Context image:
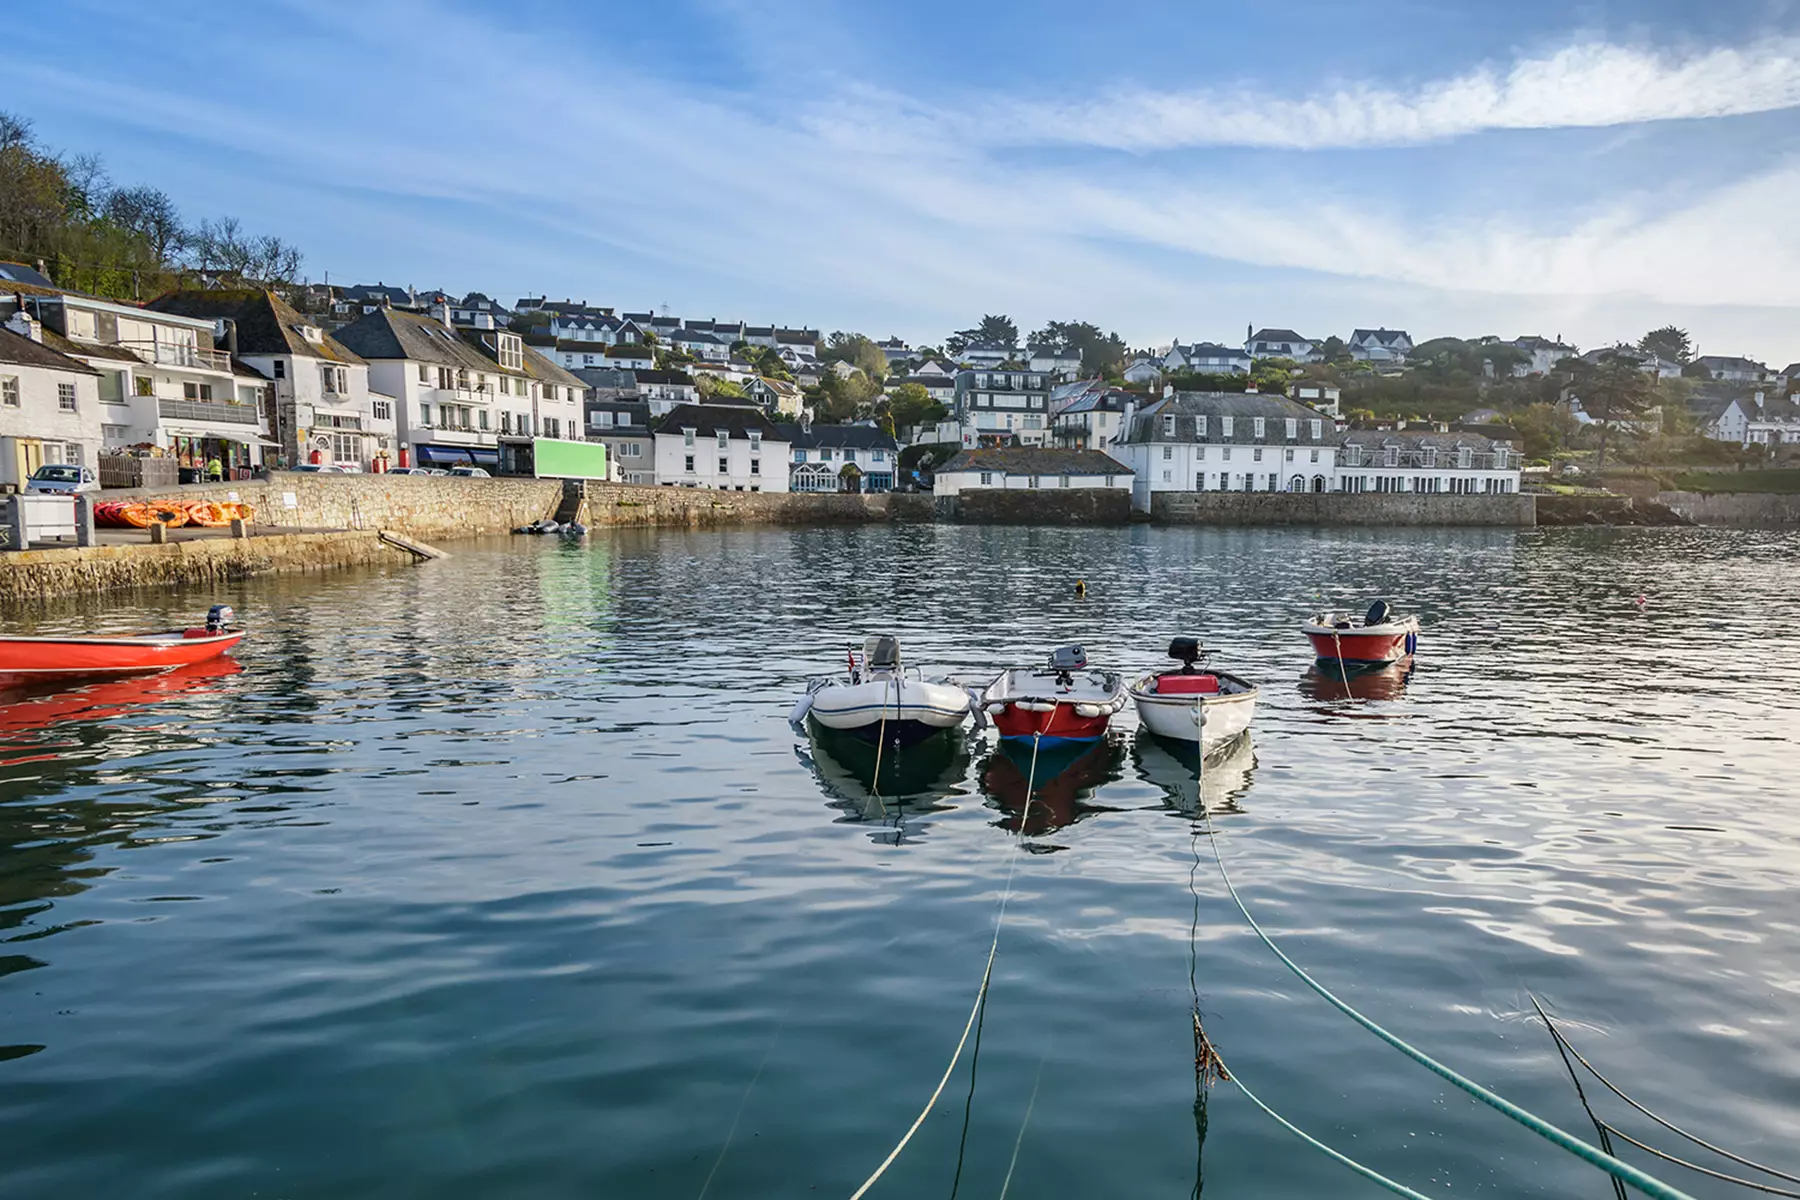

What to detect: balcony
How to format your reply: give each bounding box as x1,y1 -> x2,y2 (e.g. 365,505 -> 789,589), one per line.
157,398 -> 260,426
120,341 -> 233,372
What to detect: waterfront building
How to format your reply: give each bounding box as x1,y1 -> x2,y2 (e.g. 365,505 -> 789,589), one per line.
1244,327 -> 1319,362
587,399 -> 656,484
653,403 -> 790,491
333,309 -> 586,470
775,421 -> 899,492
953,366 -> 1052,447
0,266 -> 272,477
1336,429 -> 1522,494
1347,328 -> 1414,363
931,447 -> 1133,497
1113,391 -> 1338,510
146,289 -> 395,471
0,312 -> 104,488
1049,382 -> 1135,450
1163,342 -> 1251,374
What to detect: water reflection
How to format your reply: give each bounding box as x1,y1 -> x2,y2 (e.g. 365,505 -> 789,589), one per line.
795,724 -> 970,843
1132,731 -> 1258,818
1297,661 -> 1414,707
0,659 -> 244,740
978,735 -> 1126,837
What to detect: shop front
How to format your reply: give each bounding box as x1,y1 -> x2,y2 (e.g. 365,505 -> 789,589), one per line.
164,428 -> 269,482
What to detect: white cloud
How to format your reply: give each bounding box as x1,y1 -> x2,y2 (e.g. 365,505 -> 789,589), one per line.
949,39 -> 1800,151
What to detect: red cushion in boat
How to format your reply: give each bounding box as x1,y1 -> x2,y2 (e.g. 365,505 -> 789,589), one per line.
1156,673 -> 1219,695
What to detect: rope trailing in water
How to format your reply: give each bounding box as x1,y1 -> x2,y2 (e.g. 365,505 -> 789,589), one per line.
1598,1122 -> 1800,1197
1536,998 -> 1800,1190
865,673 -> 892,821
1197,817 -> 1699,1200
1532,995 -> 1626,1200
846,731 -> 1044,1200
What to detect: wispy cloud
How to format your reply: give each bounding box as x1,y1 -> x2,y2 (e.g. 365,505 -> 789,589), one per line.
812,38 -> 1800,152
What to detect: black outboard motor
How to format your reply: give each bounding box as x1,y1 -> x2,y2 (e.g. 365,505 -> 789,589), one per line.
1364,599 -> 1393,628
1167,637 -> 1204,673
866,635 -> 901,673
205,604 -> 235,633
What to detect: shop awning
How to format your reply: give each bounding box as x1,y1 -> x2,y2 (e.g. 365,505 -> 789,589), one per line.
163,427 -> 271,443
416,443 -> 499,467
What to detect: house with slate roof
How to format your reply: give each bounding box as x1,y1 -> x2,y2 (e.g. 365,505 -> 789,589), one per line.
1244,327 -> 1318,362
1690,355 -> 1772,385
1027,343 -> 1082,381
1337,428 -> 1522,494
931,447 -> 1132,498
954,366 -> 1052,447
0,310 -> 104,488
652,403 -> 789,491
586,398 -> 656,484
1164,341 -> 1251,374
1507,336 -> 1578,375
775,420 -> 900,492
1348,328 -> 1413,363
147,289 -> 395,471
1048,381 -> 1137,450
742,375 -> 804,417
1114,391 -> 1338,509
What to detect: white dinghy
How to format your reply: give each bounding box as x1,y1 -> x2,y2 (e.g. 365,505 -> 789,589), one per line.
790,636 -> 972,747
1128,638 -> 1258,754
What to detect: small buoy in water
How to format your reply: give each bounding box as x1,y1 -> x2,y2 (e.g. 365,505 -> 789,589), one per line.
1635,594 -> 1648,609
1075,579 -> 1087,598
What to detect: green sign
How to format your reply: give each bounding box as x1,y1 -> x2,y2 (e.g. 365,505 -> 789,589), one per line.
531,438 -> 608,480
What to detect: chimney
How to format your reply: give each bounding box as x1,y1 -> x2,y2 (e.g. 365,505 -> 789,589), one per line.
1755,390 -> 1766,410
1120,399 -> 1136,442
435,299 -> 453,328
1245,381 -> 1258,393
5,308 -> 41,343
215,317 -> 238,355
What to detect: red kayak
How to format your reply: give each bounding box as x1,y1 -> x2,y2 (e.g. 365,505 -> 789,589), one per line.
0,605 -> 245,689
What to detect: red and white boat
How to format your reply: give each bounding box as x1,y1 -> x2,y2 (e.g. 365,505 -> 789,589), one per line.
0,605 -> 245,689
1302,600 -> 1419,669
1128,638 -> 1258,753
980,646 -> 1127,746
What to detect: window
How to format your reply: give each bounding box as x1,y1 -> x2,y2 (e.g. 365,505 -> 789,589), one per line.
272,360 -> 286,379
546,386 -> 558,402
717,430 -> 729,450
478,409 -> 490,431
1196,415 -> 1207,436
58,382 -> 77,411
685,454 -> 695,472
1029,475 -> 1040,489
1221,416 -> 1233,437
321,365 -> 346,394
1059,474 -> 1069,488
1222,447 -> 1232,461
594,412 -> 613,428
437,367 -> 453,389
420,402 -> 432,425
1162,470 -> 1172,482
455,368 -> 469,389
1195,446 -> 1206,460
872,449 -> 885,462
1421,447 -> 1437,468
0,376 -> 16,406
793,449 -> 806,462
1253,417 -> 1265,438
1194,471 -> 1205,490
182,382 -> 214,401
749,431 -> 761,450
718,456 -> 729,473
419,364 -> 430,383
1253,448 -> 1263,462
1310,419 -> 1322,439
750,459 -> 760,475
501,411 -> 513,434
498,334 -> 524,371
1384,446 -> 1399,467
135,375 -> 154,397
1105,475 -> 1115,487
1162,446 -> 1173,460
1162,414 -> 1175,436
1284,448 -> 1294,461
684,428 -> 696,447
979,471 -> 993,485
623,444 -> 642,458
1310,449 -> 1319,462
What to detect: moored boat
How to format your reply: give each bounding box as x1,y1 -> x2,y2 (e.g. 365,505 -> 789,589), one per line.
791,635 -> 971,747
980,646 -> 1126,746
1302,600 -> 1419,669
1128,638 -> 1257,752
0,605 -> 245,689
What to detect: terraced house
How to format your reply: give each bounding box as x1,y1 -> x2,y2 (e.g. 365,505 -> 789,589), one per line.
1113,391 -> 1338,510
1336,429 -> 1521,494
953,366 -> 1052,447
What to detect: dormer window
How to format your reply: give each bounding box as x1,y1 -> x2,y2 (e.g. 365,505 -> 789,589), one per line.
717,430 -> 729,450
1162,414 -> 1175,436
1285,418 -> 1297,440
1253,417 -> 1266,439
497,333 -> 523,370
1196,415 -> 1207,437
1310,419 -> 1322,439
683,428 -> 696,447
1221,416 -> 1234,437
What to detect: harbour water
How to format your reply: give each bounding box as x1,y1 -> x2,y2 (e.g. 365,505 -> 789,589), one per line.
2,525 -> 1797,1198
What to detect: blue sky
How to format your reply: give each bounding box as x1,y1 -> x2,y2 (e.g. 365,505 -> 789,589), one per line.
5,0 -> 1800,362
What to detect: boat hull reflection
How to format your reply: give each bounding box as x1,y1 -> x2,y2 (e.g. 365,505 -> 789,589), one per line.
979,735 -> 1125,836
1132,730 -> 1257,818
797,723 -> 971,835
1299,661 -> 1414,705
0,657 -> 245,737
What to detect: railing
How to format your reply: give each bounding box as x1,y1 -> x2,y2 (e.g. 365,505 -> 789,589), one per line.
157,399 -> 260,426
118,341 -> 233,372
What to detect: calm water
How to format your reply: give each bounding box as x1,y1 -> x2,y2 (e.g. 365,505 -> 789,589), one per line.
2,525 -> 1797,1199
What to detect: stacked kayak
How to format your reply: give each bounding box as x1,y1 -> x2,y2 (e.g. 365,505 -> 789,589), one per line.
93,500 -> 254,529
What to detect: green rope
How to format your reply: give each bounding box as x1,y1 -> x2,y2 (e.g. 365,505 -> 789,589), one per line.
1201,820 -> 1698,1200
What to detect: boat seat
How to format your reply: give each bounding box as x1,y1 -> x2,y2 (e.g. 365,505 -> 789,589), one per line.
1156,673 -> 1219,695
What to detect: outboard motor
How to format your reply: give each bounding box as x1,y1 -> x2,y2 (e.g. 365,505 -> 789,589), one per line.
1049,644 -> 1086,686
864,635 -> 901,674
205,604 -> 235,633
1167,637 -> 1204,673
1364,599 -> 1393,628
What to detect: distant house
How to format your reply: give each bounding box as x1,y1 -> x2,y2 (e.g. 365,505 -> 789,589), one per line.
776,421 -> 900,492
585,399 -> 656,484
1244,327 -> 1318,363
743,324 -> 777,349
1164,341 -> 1252,374
888,373 -> 956,408
1742,392 -> 1800,447
449,292 -> 506,330
0,312 -> 103,489
1581,345 -> 1682,380
876,337 -> 920,367
634,369 -> 699,410
959,341 -> 1018,368
742,374 -> 804,417
912,359 -> 957,379
1690,355 -> 1771,384
1026,343 -> 1082,380
1348,328 -> 1413,363
515,296 -> 547,314
1122,355 -> 1162,385
1508,336 -> 1578,375
932,447 -> 1132,497
653,403 -> 790,491
672,328 -> 731,362
954,366 -> 1052,447
1689,394 -> 1751,443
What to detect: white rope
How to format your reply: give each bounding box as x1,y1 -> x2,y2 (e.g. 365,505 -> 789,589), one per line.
847,732 -> 1044,1200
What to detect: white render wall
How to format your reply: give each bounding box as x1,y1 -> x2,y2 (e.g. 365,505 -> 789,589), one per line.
0,359 -> 105,484
654,431 -> 790,491
934,468 -> 1130,497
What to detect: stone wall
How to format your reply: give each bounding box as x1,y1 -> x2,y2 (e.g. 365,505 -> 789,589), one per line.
1656,490 -> 1800,527
580,483 -> 889,527
939,488 -> 1133,525
0,531 -> 412,607
1151,491 -> 1536,527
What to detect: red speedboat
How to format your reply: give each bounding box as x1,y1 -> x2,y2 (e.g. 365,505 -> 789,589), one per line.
979,645 -> 1126,747
1302,600 -> 1418,670
0,605 -> 245,689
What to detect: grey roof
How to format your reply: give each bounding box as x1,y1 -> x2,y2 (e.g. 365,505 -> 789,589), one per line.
147,289 -> 366,364
0,325 -> 100,374
0,261 -> 55,287
573,367 -> 638,391
772,422 -> 899,451
1510,335 -> 1575,352
939,447 -> 1133,476
1350,328 -> 1410,345
1056,389 -> 1135,415
589,400 -> 653,432
1340,429 -> 1516,451
1027,343 -> 1080,358
962,340 -> 1018,354
340,283 -> 412,304
1779,363 -> 1800,377
654,403 -> 789,440
634,368 -> 697,386
673,328 -> 727,345
1693,355 -> 1769,372
744,325 -> 774,337
890,374 -> 955,390
333,308 -> 500,371
1120,391 -> 1329,444
1177,342 -> 1246,357
1249,328 -> 1307,343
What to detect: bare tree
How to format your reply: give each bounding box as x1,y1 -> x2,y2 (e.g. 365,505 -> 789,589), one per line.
60,153 -> 110,218
0,111 -> 32,153
187,216 -> 304,287
105,185 -> 187,263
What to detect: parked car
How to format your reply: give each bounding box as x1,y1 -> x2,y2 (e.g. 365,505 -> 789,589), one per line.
423,468 -> 450,476
447,466 -> 491,478
290,464 -> 351,474
24,464 -> 99,495
385,467 -> 428,476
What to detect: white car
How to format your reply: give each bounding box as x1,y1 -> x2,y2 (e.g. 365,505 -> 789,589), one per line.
447,466 -> 491,478
24,464 -> 99,495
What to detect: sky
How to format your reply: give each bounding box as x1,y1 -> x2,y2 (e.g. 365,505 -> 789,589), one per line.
4,0 -> 1800,363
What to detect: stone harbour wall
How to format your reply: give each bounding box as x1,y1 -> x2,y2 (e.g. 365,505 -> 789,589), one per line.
581,483 -> 889,527
1151,491 -> 1537,527
0,531 -> 413,607
939,488 -> 1133,525
1655,490 -> 1800,527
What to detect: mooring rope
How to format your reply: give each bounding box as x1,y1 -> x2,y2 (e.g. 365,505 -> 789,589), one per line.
996,1032 -> 1051,1200
1598,1121 -> 1800,1198
865,673 -> 892,820
846,731 -> 1044,1200
1537,999 -> 1800,1188
695,1019 -> 784,1200
1197,818 -> 1698,1200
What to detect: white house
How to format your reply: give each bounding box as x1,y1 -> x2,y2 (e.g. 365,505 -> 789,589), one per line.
1245,327 -> 1318,362
1164,342 -> 1251,374
2,270 -> 272,477
1742,394 -> 1800,446
954,366 -> 1052,447
1027,343 -> 1082,380
0,312 -> 104,488
1122,356 -> 1163,385
147,288 -> 396,471
672,328 -> 731,362
653,403 -> 789,491
1691,396 -> 1749,443
1050,386 -> 1135,451
931,447 -> 1133,497
1335,430 -> 1521,494
1113,391 -> 1340,511
959,341 -> 1018,368
1348,328 -> 1413,363
775,420 -> 899,492
333,309 -> 586,470
1691,355 -> 1772,384
1507,336 -> 1578,375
